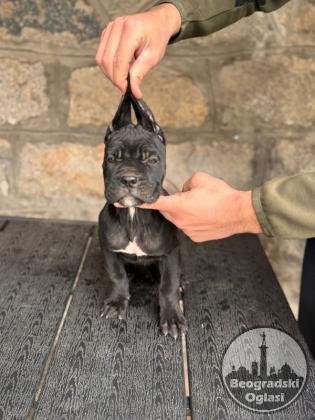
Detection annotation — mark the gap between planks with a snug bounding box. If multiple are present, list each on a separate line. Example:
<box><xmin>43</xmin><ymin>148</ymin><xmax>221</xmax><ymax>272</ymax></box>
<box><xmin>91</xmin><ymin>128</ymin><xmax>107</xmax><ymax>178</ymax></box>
<box><xmin>27</xmin><ymin>233</ymin><xmax>93</xmax><ymax>420</ymax></box>
<box><xmin>179</xmin><ymin>287</ymin><xmax>192</xmax><ymax>420</ymax></box>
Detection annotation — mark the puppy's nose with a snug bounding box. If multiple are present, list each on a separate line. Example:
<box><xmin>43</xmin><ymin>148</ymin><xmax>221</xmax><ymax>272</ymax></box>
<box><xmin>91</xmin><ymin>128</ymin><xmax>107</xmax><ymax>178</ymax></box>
<box><xmin>120</xmin><ymin>175</ymin><xmax>138</xmax><ymax>188</ymax></box>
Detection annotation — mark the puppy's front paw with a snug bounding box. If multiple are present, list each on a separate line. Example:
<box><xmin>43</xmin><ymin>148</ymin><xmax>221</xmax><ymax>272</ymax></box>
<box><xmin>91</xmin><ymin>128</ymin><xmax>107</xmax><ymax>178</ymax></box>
<box><xmin>159</xmin><ymin>305</ymin><xmax>187</xmax><ymax>339</ymax></box>
<box><xmin>100</xmin><ymin>296</ymin><xmax>129</xmax><ymax>320</ymax></box>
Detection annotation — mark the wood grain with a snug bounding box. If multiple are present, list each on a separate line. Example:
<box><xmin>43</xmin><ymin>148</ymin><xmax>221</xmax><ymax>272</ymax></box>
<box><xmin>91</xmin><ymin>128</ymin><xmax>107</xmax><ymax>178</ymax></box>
<box><xmin>0</xmin><ymin>219</ymin><xmax>91</xmax><ymax>420</ymax></box>
<box><xmin>182</xmin><ymin>234</ymin><xmax>315</xmax><ymax>420</ymax></box>
<box><xmin>34</xmin><ymin>233</ymin><xmax>186</xmax><ymax>420</ymax></box>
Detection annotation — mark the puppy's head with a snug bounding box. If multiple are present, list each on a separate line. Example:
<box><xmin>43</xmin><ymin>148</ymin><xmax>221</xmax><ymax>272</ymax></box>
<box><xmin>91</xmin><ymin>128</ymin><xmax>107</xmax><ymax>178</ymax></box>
<box><xmin>103</xmin><ymin>84</ymin><xmax>166</xmax><ymax>207</ymax></box>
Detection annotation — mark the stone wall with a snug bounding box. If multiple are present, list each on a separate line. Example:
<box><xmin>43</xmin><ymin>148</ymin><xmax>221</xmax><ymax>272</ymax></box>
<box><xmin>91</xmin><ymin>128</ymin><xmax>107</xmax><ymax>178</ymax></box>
<box><xmin>0</xmin><ymin>0</ymin><xmax>314</xmax><ymax>317</ymax></box>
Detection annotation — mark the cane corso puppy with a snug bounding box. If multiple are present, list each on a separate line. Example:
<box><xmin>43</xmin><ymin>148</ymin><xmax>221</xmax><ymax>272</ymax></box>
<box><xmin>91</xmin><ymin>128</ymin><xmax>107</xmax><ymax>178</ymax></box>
<box><xmin>98</xmin><ymin>82</ymin><xmax>187</xmax><ymax>338</ymax></box>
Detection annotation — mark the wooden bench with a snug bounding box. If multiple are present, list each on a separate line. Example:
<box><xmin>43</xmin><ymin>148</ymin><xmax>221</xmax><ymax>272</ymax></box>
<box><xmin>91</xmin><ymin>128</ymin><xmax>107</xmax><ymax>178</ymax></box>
<box><xmin>0</xmin><ymin>216</ymin><xmax>314</xmax><ymax>419</ymax></box>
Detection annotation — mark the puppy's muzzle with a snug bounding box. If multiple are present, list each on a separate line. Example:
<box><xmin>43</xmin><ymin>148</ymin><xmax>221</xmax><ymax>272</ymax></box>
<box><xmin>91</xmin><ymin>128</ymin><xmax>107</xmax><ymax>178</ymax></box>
<box><xmin>120</xmin><ymin>175</ymin><xmax>139</xmax><ymax>188</ymax></box>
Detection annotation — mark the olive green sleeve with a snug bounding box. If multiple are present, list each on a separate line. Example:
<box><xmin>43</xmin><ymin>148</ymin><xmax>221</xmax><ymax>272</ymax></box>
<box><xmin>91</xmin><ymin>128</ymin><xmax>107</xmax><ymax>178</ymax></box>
<box><xmin>152</xmin><ymin>0</ymin><xmax>290</xmax><ymax>42</ymax></box>
<box><xmin>252</xmin><ymin>173</ymin><xmax>315</xmax><ymax>239</ymax></box>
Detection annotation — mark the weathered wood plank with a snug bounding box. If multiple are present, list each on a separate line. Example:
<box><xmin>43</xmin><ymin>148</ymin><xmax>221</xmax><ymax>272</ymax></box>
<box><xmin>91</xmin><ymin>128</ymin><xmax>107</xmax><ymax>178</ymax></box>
<box><xmin>182</xmin><ymin>234</ymin><xmax>315</xmax><ymax>420</ymax></box>
<box><xmin>0</xmin><ymin>220</ymin><xmax>91</xmax><ymax>420</ymax></box>
<box><xmin>34</xmin><ymin>233</ymin><xmax>186</xmax><ymax>420</ymax></box>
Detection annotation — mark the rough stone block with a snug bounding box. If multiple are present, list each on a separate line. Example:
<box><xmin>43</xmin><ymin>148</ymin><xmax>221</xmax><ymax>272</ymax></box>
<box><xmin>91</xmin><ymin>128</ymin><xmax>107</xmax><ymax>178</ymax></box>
<box><xmin>164</xmin><ymin>139</ymin><xmax>254</xmax><ymax>192</ymax></box>
<box><xmin>68</xmin><ymin>66</ymin><xmax>209</xmax><ymax>129</ymax></box>
<box><xmin>0</xmin><ymin>0</ymin><xmax>102</xmax><ymax>42</ymax></box>
<box><xmin>105</xmin><ymin>0</ymin><xmax>148</xmax><ymax>19</ymax></box>
<box><xmin>273</xmin><ymin>0</ymin><xmax>315</xmax><ymax>45</ymax></box>
<box><xmin>0</xmin><ymin>195</ymin><xmax>103</xmax><ymax>221</ymax></box>
<box><xmin>215</xmin><ymin>55</ymin><xmax>315</xmax><ymax>130</ymax></box>
<box><xmin>142</xmin><ymin>70</ymin><xmax>209</xmax><ymax>129</ymax></box>
<box><xmin>68</xmin><ymin>67</ymin><xmax>121</xmax><ymax>128</ymax></box>
<box><xmin>0</xmin><ymin>161</ymin><xmax>10</xmax><ymax>197</ymax></box>
<box><xmin>18</xmin><ymin>142</ymin><xmax>104</xmax><ymax>198</ymax></box>
<box><xmin>0</xmin><ymin>59</ymin><xmax>49</xmax><ymax>126</ymax></box>
<box><xmin>0</xmin><ymin>139</ymin><xmax>11</xmax><ymax>158</ymax></box>
<box><xmin>270</xmin><ymin>134</ymin><xmax>315</xmax><ymax>178</ymax></box>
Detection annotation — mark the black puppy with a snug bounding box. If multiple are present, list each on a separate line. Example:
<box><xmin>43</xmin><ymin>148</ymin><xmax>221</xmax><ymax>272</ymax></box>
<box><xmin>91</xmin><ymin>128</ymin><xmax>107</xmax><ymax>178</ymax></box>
<box><xmin>98</xmin><ymin>82</ymin><xmax>187</xmax><ymax>338</ymax></box>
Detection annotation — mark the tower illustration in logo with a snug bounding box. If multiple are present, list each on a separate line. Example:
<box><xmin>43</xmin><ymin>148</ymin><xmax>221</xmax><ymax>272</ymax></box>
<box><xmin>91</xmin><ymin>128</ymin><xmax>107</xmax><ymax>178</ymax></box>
<box><xmin>259</xmin><ymin>332</ymin><xmax>267</xmax><ymax>377</ymax></box>
<box><xmin>222</xmin><ymin>328</ymin><xmax>307</xmax><ymax>413</ymax></box>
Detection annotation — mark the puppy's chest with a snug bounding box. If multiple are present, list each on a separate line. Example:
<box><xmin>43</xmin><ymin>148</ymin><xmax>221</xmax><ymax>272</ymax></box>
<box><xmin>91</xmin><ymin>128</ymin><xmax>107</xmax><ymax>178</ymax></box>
<box><xmin>109</xmin><ymin>208</ymin><xmax>159</xmax><ymax>257</ymax></box>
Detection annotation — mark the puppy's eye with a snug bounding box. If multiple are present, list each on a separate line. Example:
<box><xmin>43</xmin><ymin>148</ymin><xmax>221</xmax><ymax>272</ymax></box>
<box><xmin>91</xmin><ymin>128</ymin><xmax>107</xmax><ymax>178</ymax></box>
<box><xmin>148</xmin><ymin>156</ymin><xmax>159</xmax><ymax>164</ymax></box>
<box><xmin>107</xmin><ymin>155</ymin><xmax>115</xmax><ymax>163</ymax></box>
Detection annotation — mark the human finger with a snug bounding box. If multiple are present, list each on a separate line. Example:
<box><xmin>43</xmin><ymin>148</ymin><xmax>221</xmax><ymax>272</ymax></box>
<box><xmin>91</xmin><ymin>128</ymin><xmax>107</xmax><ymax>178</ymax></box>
<box><xmin>101</xmin><ymin>18</ymin><xmax>125</xmax><ymax>83</ymax></box>
<box><xmin>129</xmin><ymin>49</ymin><xmax>160</xmax><ymax>99</ymax></box>
<box><xmin>96</xmin><ymin>23</ymin><xmax>113</xmax><ymax>74</ymax></box>
<box><xmin>112</xmin><ymin>20</ymin><xmax>143</xmax><ymax>93</ymax></box>
<box><xmin>136</xmin><ymin>194</ymin><xmax>177</xmax><ymax>211</ymax></box>
<box><xmin>182</xmin><ymin>172</ymin><xmax>215</xmax><ymax>192</ymax></box>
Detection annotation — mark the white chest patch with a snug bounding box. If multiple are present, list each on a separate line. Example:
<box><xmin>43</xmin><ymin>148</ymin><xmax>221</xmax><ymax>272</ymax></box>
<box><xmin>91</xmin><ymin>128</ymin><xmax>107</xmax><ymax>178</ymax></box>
<box><xmin>113</xmin><ymin>239</ymin><xmax>147</xmax><ymax>256</ymax></box>
<box><xmin>112</xmin><ymin>207</ymin><xmax>147</xmax><ymax>256</ymax></box>
<box><xmin>129</xmin><ymin>206</ymin><xmax>135</xmax><ymax>221</ymax></box>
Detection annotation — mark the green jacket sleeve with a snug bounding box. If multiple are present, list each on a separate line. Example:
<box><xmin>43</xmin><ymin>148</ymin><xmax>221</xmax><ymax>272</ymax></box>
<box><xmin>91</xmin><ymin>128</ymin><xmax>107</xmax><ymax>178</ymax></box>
<box><xmin>153</xmin><ymin>0</ymin><xmax>290</xmax><ymax>42</ymax></box>
<box><xmin>252</xmin><ymin>174</ymin><xmax>315</xmax><ymax>239</ymax></box>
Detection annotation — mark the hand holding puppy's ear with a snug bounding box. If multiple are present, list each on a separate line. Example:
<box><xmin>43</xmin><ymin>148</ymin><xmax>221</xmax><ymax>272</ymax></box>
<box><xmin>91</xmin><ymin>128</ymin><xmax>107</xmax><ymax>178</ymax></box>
<box><xmin>96</xmin><ymin>4</ymin><xmax>181</xmax><ymax>98</ymax></box>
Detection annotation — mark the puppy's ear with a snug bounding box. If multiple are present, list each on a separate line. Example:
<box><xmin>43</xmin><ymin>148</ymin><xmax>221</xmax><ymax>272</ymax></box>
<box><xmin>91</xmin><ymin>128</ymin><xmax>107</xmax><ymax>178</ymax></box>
<box><xmin>104</xmin><ymin>86</ymin><xmax>132</xmax><ymax>143</ymax></box>
<box><xmin>131</xmin><ymin>97</ymin><xmax>165</xmax><ymax>144</ymax></box>
<box><xmin>104</xmin><ymin>125</ymin><xmax>113</xmax><ymax>144</ymax></box>
<box><xmin>112</xmin><ymin>88</ymin><xmax>132</xmax><ymax>130</ymax></box>
<box><xmin>126</xmin><ymin>75</ymin><xmax>165</xmax><ymax>144</ymax></box>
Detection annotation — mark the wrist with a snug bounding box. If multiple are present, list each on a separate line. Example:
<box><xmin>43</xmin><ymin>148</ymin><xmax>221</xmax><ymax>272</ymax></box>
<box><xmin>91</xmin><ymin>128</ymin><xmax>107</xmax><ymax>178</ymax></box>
<box><xmin>237</xmin><ymin>190</ymin><xmax>262</xmax><ymax>235</ymax></box>
<box><xmin>150</xmin><ymin>3</ymin><xmax>182</xmax><ymax>37</ymax></box>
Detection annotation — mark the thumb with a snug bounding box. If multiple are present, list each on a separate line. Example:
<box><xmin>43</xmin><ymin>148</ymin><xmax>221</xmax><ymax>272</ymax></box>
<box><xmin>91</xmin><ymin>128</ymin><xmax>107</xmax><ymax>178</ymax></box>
<box><xmin>129</xmin><ymin>49</ymin><xmax>159</xmax><ymax>98</ymax></box>
<box><xmin>136</xmin><ymin>194</ymin><xmax>176</xmax><ymax>211</ymax></box>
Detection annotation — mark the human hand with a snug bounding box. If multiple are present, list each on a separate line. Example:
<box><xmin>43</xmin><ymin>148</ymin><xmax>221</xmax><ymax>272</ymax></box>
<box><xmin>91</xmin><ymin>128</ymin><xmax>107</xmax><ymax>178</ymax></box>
<box><xmin>96</xmin><ymin>4</ymin><xmax>181</xmax><ymax>98</ymax></box>
<box><xmin>115</xmin><ymin>172</ymin><xmax>262</xmax><ymax>242</ymax></box>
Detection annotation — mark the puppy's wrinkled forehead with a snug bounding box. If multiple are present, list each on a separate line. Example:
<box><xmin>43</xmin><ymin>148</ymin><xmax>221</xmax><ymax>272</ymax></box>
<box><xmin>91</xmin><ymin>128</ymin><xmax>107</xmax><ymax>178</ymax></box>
<box><xmin>106</xmin><ymin>124</ymin><xmax>165</xmax><ymax>154</ymax></box>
